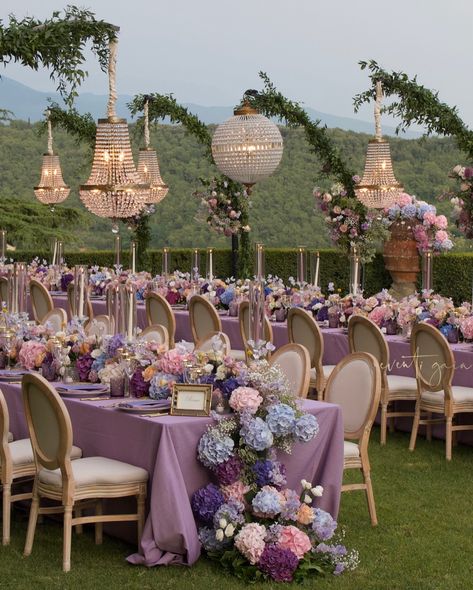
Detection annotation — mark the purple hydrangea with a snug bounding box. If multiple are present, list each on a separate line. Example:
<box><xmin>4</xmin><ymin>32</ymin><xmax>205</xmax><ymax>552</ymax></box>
<box><xmin>130</xmin><ymin>368</ymin><xmax>150</xmax><ymax>398</ymax></box>
<box><xmin>240</xmin><ymin>416</ymin><xmax>274</xmax><ymax>451</ymax></box>
<box><xmin>214</xmin><ymin>455</ymin><xmax>244</xmax><ymax>485</ymax></box>
<box><xmin>280</xmin><ymin>489</ymin><xmax>300</xmax><ymax>521</ymax></box>
<box><xmin>258</xmin><ymin>544</ymin><xmax>299</xmax><ymax>582</ymax></box>
<box><xmin>76</xmin><ymin>353</ymin><xmax>94</xmax><ymax>382</ymax></box>
<box><xmin>252</xmin><ymin>460</ymin><xmax>287</xmax><ymax>489</ymax></box>
<box><xmin>293</xmin><ymin>414</ymin><xmax>319</xmax><ymax>443</ymax></box>
<box><xmin>265</xmin><ymin>404</ymin><xmax>296</xmax><ymax>437</ymax></box>
<box><xmin>401</xmin><ymin>204</ymin><xmax>417</xmax><ymax>218</ymax></box>
<box><xmin>312</xmin><ymin>508</ymin><xmax>337</xmax><ymax>540</ymax></box>
<box><xmin>191</xmin><ymin>483</ymin><xmax>225</xmax><ymax>525</ymax></box>
<box><xmin>219</xmin><ymin>288</ymin><xmax>235</xmax><ymax>306</ymax></box>
<box><xmin>264</xmin><ymin>523</ymin><xmax>283</xmax><ymax>544</ymax></box>
<box><xmin>213</xmin><ymin>499</ymin><xmax>245</xmax><ymax>528</ymax></box>
<box><xmin>107</xmin><ymin>333</ymin><xmax>126</xmax><ymax>358</ymax></box>
<box><xmin>317</xmin><ymin>306</ymin><xmax>329</xmax><ymax>322</ymax></box>
<box><xmin>252</xmin><ymin>487</ymin><xmax>282</xmax><ymax>517</ymax></box>
<box><xmin>219</xmin><ymin>377</ymin><xmax>240</xmax><ymax>397</ymax></box>
<box><xmin>198</xmin><ymin>430</ymin><xmax>235</xmax><ymax>468</ymax></box>
<box><xmin>60</xmin><ymin>273</ymin><xmax>74</xmax><ymax>291</ymax></box>
<box><xmin>198</xmin><ymin>526</ymin><xmax>229</xmax><ymax>551</ymax></box>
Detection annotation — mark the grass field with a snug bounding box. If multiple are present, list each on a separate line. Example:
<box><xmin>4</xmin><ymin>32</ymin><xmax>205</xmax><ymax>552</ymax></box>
<box><xmin>1</xmin><ymin>428</ymin><xmax>471</xmax><ymax>590</ymax></box>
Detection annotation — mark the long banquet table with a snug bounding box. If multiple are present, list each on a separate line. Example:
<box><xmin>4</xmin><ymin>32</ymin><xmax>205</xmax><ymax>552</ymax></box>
<box><xmin>52</xmin><ymin>295</ymin><xmax>473</xmax><ymax>387</ymax></box>
<box><xmin>3</xmin><ymin>381</ymin><xmax>344</xmax><ymax>566</ymax></box>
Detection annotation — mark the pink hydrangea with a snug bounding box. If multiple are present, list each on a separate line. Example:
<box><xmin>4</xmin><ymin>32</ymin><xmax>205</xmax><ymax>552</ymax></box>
<box><xmin>18</xmin><ymin>341</ymin><xmax>47</xmax><ymax>370</ymax></box>
<box><xmin>435</xmin><ymin>230</ymin><xmax>448</xmax><ymax>243</ymax></box>
<box><xmin>396</xmin><ymin>193</ymin><xmax>413</xmax><ymax>207</ymax></box>
<box><xmin>229</xmin><ymin>387</ymin><xmax>263</xmax><ymax>414</ymax></box>
<box><xmin>435</xmin><ymin>215</ymin><xmax>448</xmax><ymax>229</ymax></box>
<box><xmin>278</xmin><ymin>525</ymin><xmax>312</xmax><ymax>559</ymax></box>
<box><xmin>461</xmin><ymin>317</ymin><xmax>473</xmax><ymax>340</ymax></box>
<box><xmin>221</xmin><ymin>480</ymin><xmax>251</xmax><ymax>504</ymax></box>
<box><xmin>157</xmin><ymin>348</ymin><xmax>188</xmax><ymax>375</ymax></box>
<box><xmin>234</xmin><ymin>523</ymin><xmax>267</xmax><ymax>564</ymax></box>
<box><xmin>423</xmin><ymin>212</ymin><xmax>437</xmax><ymax>226</ymax></box>
<box><xmin>368</xmin><ymin>305</ymin><xmax>391</xmax><ymax>327</ymax></box>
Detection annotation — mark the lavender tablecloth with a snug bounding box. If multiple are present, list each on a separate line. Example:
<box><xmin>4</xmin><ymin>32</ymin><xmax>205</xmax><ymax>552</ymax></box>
<box><xmin>2</xmin><ymin>383</ymin><xmax>343</xmax><ymax>566</ymax></box>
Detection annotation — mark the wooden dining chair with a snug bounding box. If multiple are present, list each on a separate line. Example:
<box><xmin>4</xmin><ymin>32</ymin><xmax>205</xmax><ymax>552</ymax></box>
<box><xmin>348</xmin><ymin>314</ymin><xmax>417</xmax><ymax>445</ymax></box>
<box><xmin>0</xmin><ymin>276</ymin><xmax>8</xmax><ymax>306</ymax></box>
<box><xmin>188</xmin><ymin>294</ymin><xmax>222</xmax><ymax>345</ymax></box>
<box><xmin>22</xmin><ymin>373</ymin><xmax>148</xmax><ymax>572</ymax></box>
<box><xmin>324</xmin><ymin>352</ymin><xmax>381</xmax><ymax>525</ymax></box>
<box><xmin>29</xmin><ymin>279</ymin><xmax>54</xmax><ymax>323</ymax></box>
<box><xmin>269</xmin><ymin>343</ymin><xmax>311</xmax><ymax>398</ymax></box>
<box><xmin>409</xmin><ymin>322</ymin><xmax>473</xmax><ymax>460</ymax></box>
<box><xmin>84</xmin><ymin>315</ymin><xmax>114</xmax><ymax>338</ymax></box>
<box><xmin>145</xmin><ymin>292</ymin><xmax>176</xmax><ymax>348</ymax></box>
<box><xmin>238</xmin><ymin>301</ymin><xmax>273</xmax><ymax>362</ymax></box>
<box><xmin>41</xmin><ymin>308</ymin><xmax>68</xmax><ymax>333</ymax></box>
<box><xmin>67</xmin><ymin>282</ymin><xmax>94</xmax><ymax>321</ymax></box>
<box><xmin>0</xmin><ymin>389</ymin><xmax>81</xmax><ymax>545</ymax></box>
<box><xmin>287</xmin><ymin>307</ymin><xmax>335</xmax><ymax>400</ymax></box>
<box><xmin>195</xmin><ymin>331</ymin><xmax>231</xmax><ymax>356</ymax></box>
<box><xmin>138</xmin><ymin>324</ymin><xmax>169</xmax><ymax>349</ymax></box>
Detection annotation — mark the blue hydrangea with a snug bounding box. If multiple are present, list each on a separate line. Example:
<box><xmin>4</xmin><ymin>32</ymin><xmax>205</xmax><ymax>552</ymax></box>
<box><xmin>198</xmin><ymin>430</ymin><xmax>234</xmax><ymax>467</ymax></box>
<box><xmin>198</xmin><ymin>527</ymin><xmax>230</xmax><ymax>551</ymax></box>
<box><xmin>149</xmin><ymin>372</ymin><xmax>175</xmax><ymax>399</ymax></box>
<box><xmin>213</xmin><ymin>499</ymin><xmax>245</xmax><ymax>528</ymax></box>
<box><xmin>265</xmin><ymin>404</ymin><xmax>296</xmax><ymax>437</ymax></box>
<box><xmin>279</xmin><ymin>489</ymin><xmax>300</xmax><ymax>521</ymax></box>
<box><xmin>240</xmin><ymin>416</ymin><xmax>273</xmax><ymax>451</ymax></box>
<box><xmin>219</xmin><ymin>288</ymin><xmax>235</xmax><ymax>306</ymax></box>
<box><xmin>91</xmin><ymin>352</ymin><xmax>106</xmax><ymax>373</ymax></box>
<box><xmin>401</xmin><ymin>204</ymin><xmax>417</xmax><ymax>218</ymax></box>
<box><xmin>312</xmin><ymin>508</ymin><xmax>337</xmax><ymax>540</ymax></box>
<box><xmin>252</xmin><ymin>488</ymin><xmax>282</xmax><ymax>517</ymax></box>
<box><xmin>293</xmin><ymin>414</ymin><xmax>319</xmax><ymax>442</ymax></box>
<box><xmin>387</xmin><ymin>204</ymin><xmax>401</xmax><ymax>217</ymax></box>
<box><xmin>418</xmin><ymin>203</ymin><xmax>436</xmax><ymax>219</ymax></box>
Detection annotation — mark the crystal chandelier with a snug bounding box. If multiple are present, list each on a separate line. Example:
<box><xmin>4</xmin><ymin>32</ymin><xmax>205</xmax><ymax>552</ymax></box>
<box><xmin>211</xmin><ymin>101</ymin><xmax>283</xmax><ymax>191</ymax></box>
<box><xmin>34</xmin><ymin>111</ymin><xmax>70</xmax><ymax>207</ymax></box>
<box><xmin>136</xmin><ymin>98</ymin><xmax>169</xmax><ymax>204</ymax></box>
<box><xmin>355</xmin><ymin>82</ymin><xmax>403</xmax><ymax>209</ymax></box>
<box><xmin>80</xmin><ymin>38</ymin><xmax>149</xmax><ymax>219</ymax></box>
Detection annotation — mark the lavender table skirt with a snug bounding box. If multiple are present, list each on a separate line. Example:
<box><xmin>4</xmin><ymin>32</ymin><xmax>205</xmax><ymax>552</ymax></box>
<box><xmin>3</xmin><ymin>383</ymin><xmax>343</xmax><ymax>566</ymax></box>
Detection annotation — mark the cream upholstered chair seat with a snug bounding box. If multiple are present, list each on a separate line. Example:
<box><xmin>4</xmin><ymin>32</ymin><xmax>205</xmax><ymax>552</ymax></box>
<box><xmin>85</xmin><ymin>315</ymin><xmax>113</xmax><ymax>338</ymax></box>
<box><xmin>343</xmin><ymin>440</ymin><xmax>361</xmax><ymax>460</ymax></box>
<box><xmin>8</xmin><ymin>439</ymin><xmax>81</xmax><ymax>468</ymax></box>
<box><xmin>29</xmin><ymin>279</ymin><xmax>54</xmax><ymax>323</ymax></box>
<box><xmin>310</xmin><ymin>365</ymin><xmax>336</xmax><ymax>382</ymax></box>
<box><xmin>420</xmin><ymin>386</ymin><xmax>473</xmax><ymax>406</ymax></box>
<box><xmin>138</xmin><ymin>324</ymin><xmax>169</xmax><ymax>349</ymax></box>
<box><xmin>269</xmin><ymin>343</ymin><xmax>311</xmax><ymax>398</ymax></box>
<box><xmin>145</xmin><ymin>292</ymin><xmax>176</xmax><ymax>348</ymax></box>
<box><xmin>386</xmin><ymin>375</ymin><xmax>418</xmax><ymax>398</ymax></box>
<box><xmin>7</xmin><ymin>432</ymin><xmax>13</xmax><ymax>443</ymax></box>
<box><xmin>39</xmin><ymin>456</ymin><xmax>148</xmax><ymax>490</ymax></box>
<box><xmin>41</xmin><ymin>308</ymin><xmax>68</xmax><ymax>333</ymax></box>
<box><xmin>189</xmin><ymin>294</ymin><xmax>222</xmax><ymax>345</ymax></box>
<box><xmin>195</xmin><ymin>331</ymin><xmax>231</xmax><ymax>356</ymax></box>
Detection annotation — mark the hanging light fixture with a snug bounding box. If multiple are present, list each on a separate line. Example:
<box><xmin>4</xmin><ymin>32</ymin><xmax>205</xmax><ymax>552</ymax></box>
<box><xmin>355</xmin><ymin>82</ymin><xmax>403</xmax><ymax>209</ymax></box>
<box><xmin>34</xmin><ymin>111</ymin><xmax>70</xmax><ymax>208</ymax></box>
<box><xmin>136</xmin><ymin>98</ymin><xmax>169</xmax><ymax>204</ymax></box>
<box><xmin>211</xmin><ymin>100</ymin><xmax>283</xmax><ymax>192</ymax></box>
<box><xmin>80</xmin><ymin>36</ymin><xmax>149</xmax><ymax>219</ymax></box>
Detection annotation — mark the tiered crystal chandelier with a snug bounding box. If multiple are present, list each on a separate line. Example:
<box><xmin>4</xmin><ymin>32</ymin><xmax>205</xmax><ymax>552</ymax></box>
<box><xmin>136</xmin><ymin>98</ymin><xmax>169</xmax><ymax>204</ymax></box>
<box><xmin>80</xmin><ymin>38</ymin><xmax>149</xmax><ymax>219</ymax></box>
<box><xmin>34</xmin><ymin>112</ymin><xmax>70</xmax><ymax>207</ymax></box>
<box><xmin>211</xmin><ymin>101</ymin><xmax>283</xmax><ymax>191</ymax></box>
<box><xmin>355</xmin><ymin>82</ymin><xmax>404</xmax><ymax>209</ymax></box>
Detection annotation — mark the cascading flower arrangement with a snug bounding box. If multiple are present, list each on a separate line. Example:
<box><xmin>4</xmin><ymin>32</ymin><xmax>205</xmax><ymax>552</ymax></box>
<box><xmin>313</xmin><ymin>180</ymin><xmax>389</xmax><ymax>263</ymax></box>
<box><xmin>192</xmin><ymin>362</ymin><xmax>358</xmax><ymax>582</ymax></box>
<box><xmin>194</xmin><ymin>177</ymin><xmax>250</xmax><ymax>237</ymax></box>
<box><xmin>383</xmin><ymin>192</ymin><xmax>453</xmax><ymax>253</ymax></box>
<box><xmin>446</xmin><ymin>165</ymin><xmax>473</xmax><ymax>238</ymax></box>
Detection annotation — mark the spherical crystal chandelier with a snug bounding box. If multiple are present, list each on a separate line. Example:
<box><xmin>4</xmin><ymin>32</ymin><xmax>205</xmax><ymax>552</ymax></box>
<box><xmin>355</xmin><ymin>82</ymin><xmax>403</xmax><ymax>209</ymax></box>
<box><xmin>211</xmin><ymin>101</ymin><xmax>283</xmax><ymax>191</ymax></box>
<box><xmin>80</xmin><ymin>38</ymin><xmax>149</xmax><ymax>219</ymax></box>
<box><xmin>136</xmin><ymin>98</ymin><xmax>169</xmax><ymax>204</ymax></box>
<box><xmin>34</xmin><ymin>112</ymin><xmax>70</xmax><ymax>207</ymax></box>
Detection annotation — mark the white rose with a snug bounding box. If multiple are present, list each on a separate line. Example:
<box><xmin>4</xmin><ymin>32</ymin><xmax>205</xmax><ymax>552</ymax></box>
<box><xmin>204</xmin><ymin>364</ymin><xmax>214</xmax><ymax>374</ymax></box>
<box><xmin>301</xmin><ymin>479</ymin><xmax>311</xmax><ymax>490</ymax></box>
<box><xmin>219</xmin><ymin>518</ymin><xmax>227</xmax><ymax>529</ymax></box>
<box><xmin>311</xmin><ymin>485</ymin><xmax>323</xmax><ymax>497</ymax></box>
<box><xmin>303</xmin><ymin>494</ymin><xmax>312</xmax><ymax>504</ymax></box>
<box><xmin>91</xmin><ymin>348</ymin><xmax>102</xmax><ymax>359</ymax></box>
<box><xmin>224</xmin><ymin>524</ymin><xmax>235</xmax><ymax>538</ymax></box>
<box><xmin>215</xmin><ymin>529</ymin><xmax>224</xmax><ymax>542</ymax></box>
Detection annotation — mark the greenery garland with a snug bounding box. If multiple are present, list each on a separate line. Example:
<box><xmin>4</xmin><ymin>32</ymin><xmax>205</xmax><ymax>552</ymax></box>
<box><xmin>0</xmin><ymin>6</ymin><xmax>117</xmax><ymax>107</ymax></box>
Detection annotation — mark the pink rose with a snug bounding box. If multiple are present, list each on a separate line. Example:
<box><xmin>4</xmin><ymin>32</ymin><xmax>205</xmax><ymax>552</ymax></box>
<box><xmin>339</xmin><ymin>224</ymin><xmax>348</xmax><ymax>233</ymax></box>
<box><xmin>234</xmin><ymin>523</ymin><xmax>266</xmax><ymax>564</ymax></box>
<box><xmin>278</xmin><ymin>525</ymin><xmax>312</xmax><ymax>559</ymax></box>
<box><xmin>229</xmin><ymin>386</ymin><xmax>263</xmax><ymax>414</ymax></box>
<box><xmin>435</xmin><ymin>230</ymin><xmax>448</xmax><ymax>243</ymax></box>
<box><xmin>208</xmin><ymin>198</ymin><xmax>217</xmax><ymax>208</ymax></box>
<box><xmin>435</xmin><ymin>215</ymin><xmax>448</xmax><ymax>229</ymax></box>
<box><xmin>229</xmin><ymin>210</ymin><xmax>238</xmax><ymax>219</ymax></box>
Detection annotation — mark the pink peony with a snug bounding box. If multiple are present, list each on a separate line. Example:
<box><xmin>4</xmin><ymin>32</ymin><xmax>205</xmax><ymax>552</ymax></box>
<box><xmin>435</xmin><ymin>230</ymin><xmax>448</xmax><ymax>243</ymax></box>
<box><xmin>229</xmin><ymin>386</ymin><xmax>263</xmax><ymax>414</ymax></box>
<box><xmin>18</xmin><ymin>341</ymin><xmax>47</xmax><ymax>370</ymax></box>
<box><xmin>278</xmin><ymin>525</ymin><xmax>312</xmax><ymax>559</ymax></box>
<box><xmin>221</xmin><ymin>480</ymin><xmax>250</xmax><ymax>504</ymax></box>
<box><xmin>234</xmin><ymin>523</ymin><xmax>266</xmax><ymax>564</ymax></box>
<box><xmin>396</xmin><ymin>193</ymin><xmax>413</xmax><ymax>207</ymax></box>
<box><xmin>435</xmin><ymin>215</ymin><xmax>448</xmax><ymax>229</ymax></box>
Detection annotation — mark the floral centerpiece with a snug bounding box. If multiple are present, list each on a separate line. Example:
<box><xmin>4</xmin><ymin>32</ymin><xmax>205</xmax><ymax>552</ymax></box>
<box><xmin>447</xmin><ymin>165</ymin><xmax>473</xmax><ymax>238</ymax></box>
<box><xmin>192</xmin><ymin>362</ymin><xmax>357</xmax><ymax>582</ymax></box>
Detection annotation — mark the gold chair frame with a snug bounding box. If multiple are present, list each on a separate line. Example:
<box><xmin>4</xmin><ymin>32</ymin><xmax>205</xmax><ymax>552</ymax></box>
<box><xmin>139</xmin><ymin>324</ymin><xmax>169</xmax><ymax>349</ymax></box>
<box><xmin>145</xmin><ymin>292</ymin><xmax>176</xmax><ymax>348</ymax></box>
<box><xmin>29</xmin><ymin>279</ymin><xmax>54</xmax><ymax>323</ymax></box>
<box><xmin>188</xmin><ymin>294</ymin><xmax>222</xmax><ymax>345</ymax></box>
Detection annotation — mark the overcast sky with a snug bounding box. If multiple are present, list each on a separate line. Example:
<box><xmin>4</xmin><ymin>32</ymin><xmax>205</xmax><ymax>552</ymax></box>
<box><xmin>1</xmin><ymin>0</ymin><xmax>472</xmax><ymax>128</ymax></box>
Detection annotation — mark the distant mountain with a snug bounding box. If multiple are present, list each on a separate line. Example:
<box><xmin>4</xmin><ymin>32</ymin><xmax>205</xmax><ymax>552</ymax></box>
<box><xmin>0</xmin><ymin>75</ymin><xmax>422</xmax><ymax>138</ymax></box>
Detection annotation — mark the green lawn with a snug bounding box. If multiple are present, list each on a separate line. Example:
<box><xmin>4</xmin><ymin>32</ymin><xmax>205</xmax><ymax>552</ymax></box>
<box><xmin>1</xmin><ymin>428</ymin><xmax>471</xmax><ymax>590</ymax></box>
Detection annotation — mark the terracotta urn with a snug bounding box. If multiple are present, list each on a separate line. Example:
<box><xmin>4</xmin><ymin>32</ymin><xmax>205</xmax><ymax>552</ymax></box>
<box><xmin>383</xmin><ymin>220</ymin><xmax>420</xmax><ymax>299</ymax></box>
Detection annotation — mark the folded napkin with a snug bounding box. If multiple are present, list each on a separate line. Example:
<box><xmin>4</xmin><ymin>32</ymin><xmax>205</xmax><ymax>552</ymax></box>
<box><xmin>0</xmin><ymin>369</ymin><xmax>29</xmax><ymax>377</ymax></box>
<box><xmin>57</xmin><ymin>383</ymin><xmax>109</xmax><ymax>392</ymax></box>
<box><xmin>118</xmin><ymin>399</ymin><xmax>171</xmax><ymax>410</ymax></box>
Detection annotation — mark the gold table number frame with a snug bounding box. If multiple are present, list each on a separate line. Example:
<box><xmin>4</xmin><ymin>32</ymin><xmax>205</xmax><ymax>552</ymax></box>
<box><xmin>170</xmin><ymin>383</ymin><xmax>212</xmax><ymax>416</ymax></box>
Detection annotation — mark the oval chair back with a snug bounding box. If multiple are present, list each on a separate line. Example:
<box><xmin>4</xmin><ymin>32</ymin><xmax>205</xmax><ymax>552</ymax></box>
<box><xmin>41</xmin><ymin>308</ymin><xmax>68</xmax><ymax>333</ymax></box>
<box><xmin>287</xmin><ymin>307</ymin><xmax>324</xmax><ymax>386</ymax></box>
<box><xmin>348</xmin><ymin>315</ymin><xmax>389</xmax><ymax>390</ymax></box>
<box><xmin>85</xmin><ymin>315</ymin><xmax>113</xmax><ymax>338</ymax></box>
<box><xmin>145</xmin><ymin>293</ymin><xmax>176</xmax><ymax>348</ymax></box>
<box><xmin>29</xmin><ymin>279</ymin><xmax>54</xmax><ymax>323</ymax></box>
<box><xmin>269</xmin><ymin>343</ymin><xmax>311</xmax><ymax>398</ymax></box>
<box><xmin>67</xmin><ymin>283</ymin><xmax>94</xmax><ymax>322</ymax></box>
<box><xmin>411</xmin><ymin>322</ymin><xmax>454</xmax><ymax>394</ymax></box>
<box><xmin>138</xmin><ymin>325</ymin><xmax>169</xmax><ymax>349</ymax></box>
<box><xmin>238</xmin><ymin>301</ymin><xmax>274</xmax><ymax>352</ymax></box>
<box><xmin>0</xmin><ymin>277</ymin><xmax>8</xmax><ymax>307</ymax></box>
<box><xmin>195</xmin><ymin>331</ymin><xmax>231</xmax><ymax>356</ymax></box>
<box><xmin>188</xmin><ymin>294</ymin><xmax>222</xmax><ymax>344</ymax></box>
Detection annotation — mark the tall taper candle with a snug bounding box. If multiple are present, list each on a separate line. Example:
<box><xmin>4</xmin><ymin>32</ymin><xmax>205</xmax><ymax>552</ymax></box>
<box><xmin>297</xmin><ymin>246</ymin><xmax>307</xmax><ymax>284</ymax></box>
<box><xmin>206</xmin><ymin>248</ymin><xmax>214</xmax><ymax>282</ymax></box>
<box><xmin>51</xmin><ymin>238</ymin><xmax>58</xmax><ymax>267</ymax></box>
<box><xmin>130</xmin><ymin>241</ymin><xmax>137</xmax><ymax>274</ymax></box>
<box><xmin>192</xmin><ymin>249</ymin><xmax>200</xmax><ymax>281</ymax></box>
<box><xmin>0</xmin><ymin>230</ymin><xmax>6</xmax><ymax>264</ymax></box>
<box><xmin>162</xmin><ymin>247</ymin><xmax>170</xmax><ymax>279</ymax></box>
<box><xmin>312</xmin><ymin>251</ymin><xmax>320</xmax><ymax>287</ymax></box>
<box><xmin>255</xmin><ymin>243</ymin><xmax>264</xmax><ymax>280</ymax></box>
<box><xmin>57</xmin><ymin>241</ymin><xmax>64</xmax><ymax>267</ymax></box>
<box><xmin>114</xmin><ymin>236</ymin><xmax>121</xmax><ymax>268</ymax></box>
